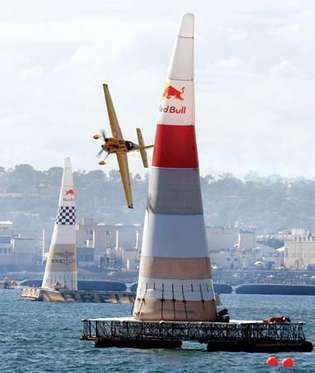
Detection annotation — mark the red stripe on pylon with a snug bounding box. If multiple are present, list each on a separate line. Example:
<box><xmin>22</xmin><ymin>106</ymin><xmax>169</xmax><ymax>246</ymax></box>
<box><xmin>152</xmin><ymin>124</ymin><xmax>199</xmax><ymax>168</ymax></box>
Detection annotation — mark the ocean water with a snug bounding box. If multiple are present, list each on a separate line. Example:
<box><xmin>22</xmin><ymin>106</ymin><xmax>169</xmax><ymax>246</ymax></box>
<box><xmin>0</xmin><ymin>290</ymin><xmax>314</xmax><ymax>372</ymax></box>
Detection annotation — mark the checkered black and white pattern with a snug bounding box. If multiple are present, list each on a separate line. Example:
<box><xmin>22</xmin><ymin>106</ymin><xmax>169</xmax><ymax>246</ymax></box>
<box><xmin>56</xmin><ymin>206</ymin><xmax>76</xmax><ymax>225</ymax></box>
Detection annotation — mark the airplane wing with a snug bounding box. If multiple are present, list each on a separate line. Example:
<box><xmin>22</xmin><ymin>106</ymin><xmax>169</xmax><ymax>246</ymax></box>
<box><xmin>116</xmin><ymin>153</ymin><xmax>133</xmax><ymax>208</ymax></box>
<box><xmin>103</xmin><ymin>83</ymin><xmax>123</xmax><ymax>140</ymax></box>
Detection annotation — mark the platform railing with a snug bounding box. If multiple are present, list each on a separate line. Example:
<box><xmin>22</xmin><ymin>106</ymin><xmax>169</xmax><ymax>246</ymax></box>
<box><xmin>81</xmin><ymin>319</ymin><xmax>306</xmax><ymax>343</ymax></box>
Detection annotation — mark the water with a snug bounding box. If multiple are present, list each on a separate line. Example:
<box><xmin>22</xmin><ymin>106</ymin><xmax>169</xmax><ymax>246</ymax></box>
<box><xmin>0</xmin><ymin>290</ymin><xmax>314</xmax><ymax>372</ymax></box>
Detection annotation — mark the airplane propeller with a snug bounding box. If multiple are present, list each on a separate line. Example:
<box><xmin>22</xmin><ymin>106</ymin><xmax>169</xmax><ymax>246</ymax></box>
<box><xmin>100</xmin><ymin>129</ymin><xmax>108</xmax><ymax>142</ymax></box>
<box><xmin>95</xmin><ymin>128</ymin><xmax>110</xmax><ymax>158</ymax></box>
<box><xmin>93</xmin><ymin>129</ymin><xmax>109</xmax><ymax>141</ymax></box>
<box><xmin>96</xmin><ymin>148</ymin><xmax>105</xmax><ymax>158</ymax></box>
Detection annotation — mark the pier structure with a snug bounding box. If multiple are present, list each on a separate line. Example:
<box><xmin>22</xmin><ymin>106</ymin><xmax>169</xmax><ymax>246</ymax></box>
<box><xmin>81</xmin><ymin>318</ymin><xmax>313</xmax><ymax>352</ymax></box>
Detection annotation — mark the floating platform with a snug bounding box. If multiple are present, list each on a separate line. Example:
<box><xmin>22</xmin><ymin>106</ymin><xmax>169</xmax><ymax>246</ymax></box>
<box><xmin>81</xmin><ymin>317</ymin><xmax>313</xmax><ymax>352</ymax></box>
<box><xmin>235</xmin><ymin>284</ymin><xmax>315</xmax><ymax>296</ymax></box>
<box><xmin>19</xmin><ymin>279</ymin><xmax>127</xmax><ymax>292</ymax></box>
<box><xmin>20</xmin><ymin>287</ymin><xmax>135</xmax><ymax>304</ymax></box>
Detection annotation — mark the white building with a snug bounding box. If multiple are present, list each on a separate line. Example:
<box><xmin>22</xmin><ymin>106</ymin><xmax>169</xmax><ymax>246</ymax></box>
<box><xmin>206</xmin><ymin>227</ymin><xmax>239</xmax><ymax>253</ymax></box>
<box><xmin>0</xmin><ymin>221</ymin><xmax>38</xmax><ymax>267</ymax></box>
<box><xmin>284</xmin><ymin>229</ymin><xmax>315</xmax><ymax>269</ymax></box>
<box><xmin>206</xmin><ymin>226</ymin><xmax>260</xmax><ymax>269</ymax></box>
<box><xmin>12</xmin><ymin>237</ymin><xmax>37</xmax><ymax>266</ymax></box>
<box><xmin>44</xmin><ymin>218</ymin><xmax>143</xmax><ymax>270</ymax></box>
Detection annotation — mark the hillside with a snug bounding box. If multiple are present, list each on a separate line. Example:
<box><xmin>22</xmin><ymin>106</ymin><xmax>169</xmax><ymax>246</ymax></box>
<box><xmin>1</xmin><ymin>165</ymin><xmax>315</xmax><ymax>234</ymax></box>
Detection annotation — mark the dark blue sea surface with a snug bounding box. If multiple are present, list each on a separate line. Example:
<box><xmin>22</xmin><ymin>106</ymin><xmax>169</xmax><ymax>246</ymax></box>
<box><xmin>0</xmin><ymin>290</ymin><xmax>314</xmax><ymax>372</ymax></box>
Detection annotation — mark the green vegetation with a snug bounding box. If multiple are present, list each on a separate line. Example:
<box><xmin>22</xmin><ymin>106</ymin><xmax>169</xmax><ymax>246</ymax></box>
<box><xmin>1</xmin><ymin>164</ymin><xmax>315</xmax><ymax>234</ymax></box>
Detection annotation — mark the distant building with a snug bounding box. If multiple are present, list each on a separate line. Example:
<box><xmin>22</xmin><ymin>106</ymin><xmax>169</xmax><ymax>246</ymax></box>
<box><xmin>284</xmin><ymin>229</ymin><xmax>315</xmax><ymax>269</ymax></box>
<box><xmin>0</xmin><ymin>221</ymin><xmax>38</xmax><ymax>268</ymax></box>
<box><xmin>12</xmin><ymin>237</ymin><xmax>37</xmax><ymax>266</ymax></box>
<box><xmin>238</xmin><ymin>229</ymin><xmax>257</xmax><ymax>250</ymax></box>
<box><xmin>77</xmin><ymin>246</ymin><xmax>95</xmax><ymax>267</ymax></box>
<box><xmin>207</xmin><ymin>226</ymin><xmax>280</xmax><ymax>269</ymax></box>
<box><xmin>206</xmin><ymin>227</ymin><xmax>239</xmax><ymax>253</ymax></box>
<box><xmin>0</xmin><ymin>220</ymin><xmax>14</xmax><ymax>235</ymax></box>
<box><xmin>72</xmin><ymin>218</ymin><xmax>142</xmax><ymax>270</ymax></box>
<box><xmin>122</xmin><ymin>249</ymin><xmax>139</xmax><ymax>271</ymax></box>
<box><xmin>0</xmin><ymin>234</ymin><xmax>13</xmax><ymax>266</ymax></box>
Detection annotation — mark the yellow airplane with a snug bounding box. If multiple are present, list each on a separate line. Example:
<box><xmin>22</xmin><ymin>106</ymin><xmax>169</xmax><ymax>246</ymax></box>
<box><xmin>93</xmin><ymin>83</ymin><xmax>153</xmax><ymax>209</ymax></box>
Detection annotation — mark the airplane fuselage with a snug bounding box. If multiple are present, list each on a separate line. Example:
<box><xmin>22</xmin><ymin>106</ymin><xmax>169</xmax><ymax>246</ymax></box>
<box><xmin>102</xmin><ymin>138</ymin><xmax>137</xmax><ymax>154</ymax></box>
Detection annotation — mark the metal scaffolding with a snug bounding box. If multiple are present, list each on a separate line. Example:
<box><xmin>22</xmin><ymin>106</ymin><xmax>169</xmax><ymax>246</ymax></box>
<box><xmin>82</xmin><ymin>318</ymin><xmax>306</xmax><ymax>344</ymax></box>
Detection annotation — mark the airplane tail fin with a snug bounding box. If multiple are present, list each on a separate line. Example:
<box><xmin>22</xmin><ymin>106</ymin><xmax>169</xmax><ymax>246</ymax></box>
<box><xmin>136</xmin><ymin>128</ymin><xmax>150</xmax><ymax>168</ymax></box>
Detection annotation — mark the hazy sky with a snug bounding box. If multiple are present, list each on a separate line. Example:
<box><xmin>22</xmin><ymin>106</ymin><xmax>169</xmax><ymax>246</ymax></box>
<box><xmin>1</xmin><ymin>0</ymin><xmax>315</xmax><ymax>177</ymax></box>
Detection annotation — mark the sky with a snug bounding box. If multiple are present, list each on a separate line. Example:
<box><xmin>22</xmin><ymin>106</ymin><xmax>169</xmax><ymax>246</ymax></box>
<box><xmin>1</xmin><ymin>0</ymin><xmax>315</xmax><ymax>178</ymax></box>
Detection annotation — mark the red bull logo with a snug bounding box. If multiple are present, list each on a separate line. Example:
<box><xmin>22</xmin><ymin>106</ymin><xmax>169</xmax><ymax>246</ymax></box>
<box><xmin>64</xmin><ymin>188</ymin><xmax>75</xmax><ymax>200</ymax></box>
<box><xmin>65</xmin><ymin>188</ymin><xmax>75</xmax><ymax>196</ymax></box>
<box><xmin>162</xmin><ymin>84</ymin><xmax>185</xmax><ymax>100</ymax></box>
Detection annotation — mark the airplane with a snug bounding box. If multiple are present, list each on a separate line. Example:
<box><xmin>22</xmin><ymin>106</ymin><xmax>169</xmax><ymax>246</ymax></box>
<box><xmin>93</xmin><ymin>83</ymin><xmax>153</xmax><ymax>209</ymax></box>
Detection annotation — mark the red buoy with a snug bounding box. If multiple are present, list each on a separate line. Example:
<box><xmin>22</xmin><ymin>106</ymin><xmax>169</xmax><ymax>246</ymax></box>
<box><xmin>266</xmin><ymin>356</ymin><xmax>278</xmax><ymax>367</ymax></box>
<box><xmin>282</xmin><ymin>357</ymin><xmax>294</xmax><ymax>368</ymax></box>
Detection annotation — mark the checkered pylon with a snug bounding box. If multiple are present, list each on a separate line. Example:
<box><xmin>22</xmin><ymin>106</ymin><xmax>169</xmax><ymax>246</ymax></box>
<box><xmin>56</xmin><ymin>206</ymin><xmax>76</xmax><ymax>225</ymax></box>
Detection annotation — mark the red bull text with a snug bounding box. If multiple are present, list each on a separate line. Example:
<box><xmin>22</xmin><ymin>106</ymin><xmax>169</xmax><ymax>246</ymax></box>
<box><xmin>159</xmin><ymin>105</ymin><xmax>187</xmax><ymax>114</ymax></box>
